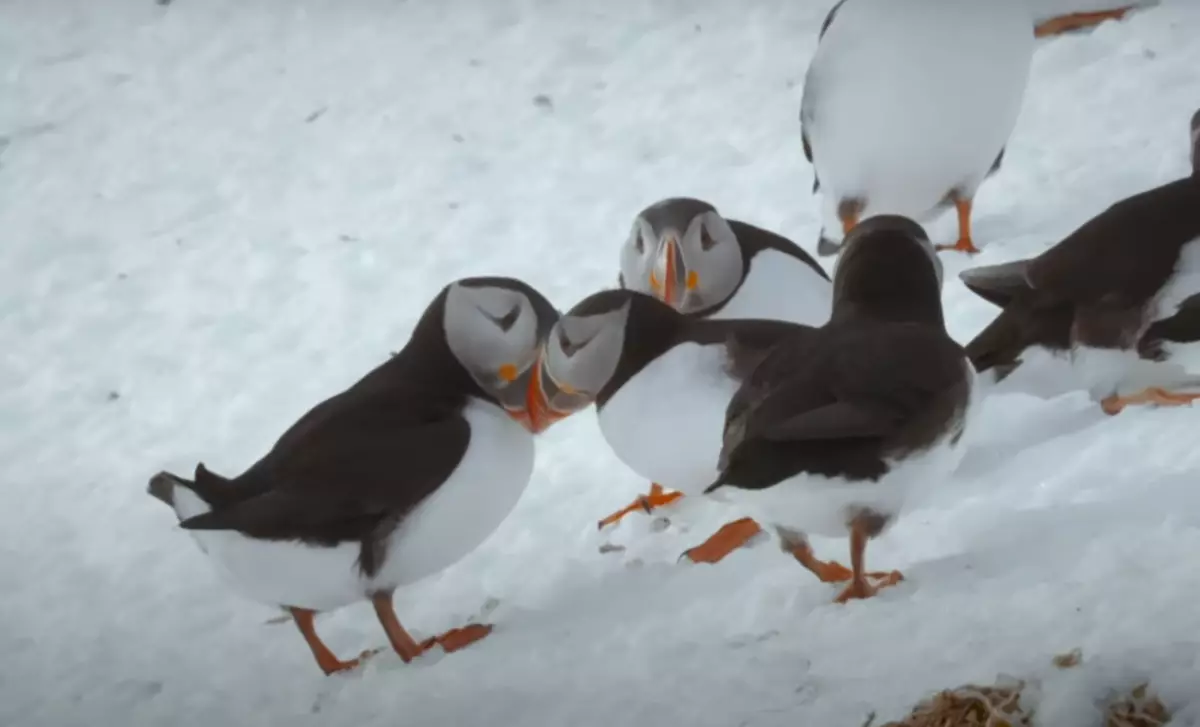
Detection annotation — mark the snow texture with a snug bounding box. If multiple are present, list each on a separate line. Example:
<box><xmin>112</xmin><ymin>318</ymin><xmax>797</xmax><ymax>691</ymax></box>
<box><xmin>2</xmin><ymin>1</ymin><xmax>1200</xmax><ymax>726</ymax></box>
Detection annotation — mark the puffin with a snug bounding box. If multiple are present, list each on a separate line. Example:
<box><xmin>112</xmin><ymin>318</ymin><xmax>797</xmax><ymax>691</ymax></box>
<box><xmin>962</xmin><ymin>108</ymin><xmax>1200</xmax><ymax>415</ymax></box>
<box><xmin>528</xmin><ymin>288</ymin><xmax>814</xmax><ymax>564</ymax></box>
<box><xmin>602</xmin><ymin>197</ymin><xmax>833</xmax><ymax>540</ymax></box>
<box><xmin>704</xmin><ymin>215</ymin><xmax>975</xmax><ymax>602</ymax></box>
<box><xmin>800</xmin><ymin>0</ymin><xmax>1034</xmax><ymax>257</ymax></box>
<box><xmin>147</xmin><ymin>276</ymin><xmax>564</xmax><ymax>676</ymax></box>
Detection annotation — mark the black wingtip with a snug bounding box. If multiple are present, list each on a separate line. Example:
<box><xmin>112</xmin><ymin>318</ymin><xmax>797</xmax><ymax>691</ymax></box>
<box><xmin>147</xmin><ymin>471</ymin><xmax>182</xmax><ymax>506</ymax></box>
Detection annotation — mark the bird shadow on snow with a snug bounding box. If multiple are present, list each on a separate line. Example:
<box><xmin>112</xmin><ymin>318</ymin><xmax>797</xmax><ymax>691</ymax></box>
<box><xmin>953</xmin><ymin>391</ymin><xmax>1110</xmax><ymax>480</ymax></box>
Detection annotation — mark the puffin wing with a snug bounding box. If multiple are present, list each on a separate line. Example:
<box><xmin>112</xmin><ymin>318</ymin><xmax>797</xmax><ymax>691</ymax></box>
<box><xmin>179</xmin><ymin>389</ymin><xmax>471</xmax><ymax>543</ymax></box>
<box><xmin>713</xmin><ymin>322</ymin><xmax>966</xmax><ymax>488</ymax></box>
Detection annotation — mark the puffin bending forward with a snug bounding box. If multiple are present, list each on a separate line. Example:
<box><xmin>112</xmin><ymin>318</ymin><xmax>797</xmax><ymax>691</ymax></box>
<box><xmin>601</xmin><ymin>197</ymin><xmax>832</xmax><ymax>544</ymax></box>
<box><xmin>705</xmin><ymin>216</ymin><xmax>975</xmax><ymax>602</ymax></box>
<box><xmin>801</xmin><ymin>0</ymin><xmax>1033</xmax><ymax>257</ymax></box>
<box><xmin>529</xmin><ymin>288</ymin><xmax>812</xmax><ymax>564</ymax></box>
<box><xmin>148</xmin><ymin>277</ymin><xmax>562</xmax><ymax>675</ymax></box>
<box><xmin>963</xmin><ymin>109</ymin><xmax>1200</xmax><ymax>415</ymax></box>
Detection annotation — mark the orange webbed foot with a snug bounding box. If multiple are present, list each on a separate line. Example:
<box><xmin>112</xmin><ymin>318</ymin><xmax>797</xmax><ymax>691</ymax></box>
<box><xmin>1034</xmin><ymin>8</ymin><xmax>1134</xmax><ymax>38</ymax></box>
<box><xmin>833</xmin><ymin>571</ymin><xmax>905</xmax><ymax>603</ymax></box>
<box><xmin>1101</xmin><ymin>387</ymin><xmax>1200</xmax><ymax>416</ymax></box>
<box><xmin>681</xmin><ymin>517</ymin><xmax>765</xmax><ymax>564</ymax></box>
<box><xmin>597</xmin><ymin>483</ymin><xmax>684</xmax><ymax>529</ymax></box>
<box><xmin>419</xmin><ymin>623</ymin><xmax>494</xmax><ymax>654</ymax></box>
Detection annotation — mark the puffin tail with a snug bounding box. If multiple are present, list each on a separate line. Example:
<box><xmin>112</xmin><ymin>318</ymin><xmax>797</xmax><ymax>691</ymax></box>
<box><xmin>816</xmin><ymin>228</ymin><xmax>842</xmax><ymax>257</ymax></box>
<box><xmin>147</xmin><ymin>463</ymin><xmax>236</xmax><ymax>513</ymax></box>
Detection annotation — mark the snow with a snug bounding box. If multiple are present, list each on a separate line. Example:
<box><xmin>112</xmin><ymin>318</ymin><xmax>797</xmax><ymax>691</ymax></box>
<box><xmin>2</xmin><ymin>1</ymin><xmax>1200</xmax><ymax>726</ymax></box>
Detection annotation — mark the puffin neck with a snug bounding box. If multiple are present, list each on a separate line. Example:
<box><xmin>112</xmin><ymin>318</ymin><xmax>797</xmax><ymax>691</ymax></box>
<box><xmin>594</xmin><ymin>295</ymin><xmax>687</xmax><ymax>408</ymax></box>
<box><xmin>370</xmin><ymin>290</ymin><xmax>489</xmax><ymax>402</ymax></box>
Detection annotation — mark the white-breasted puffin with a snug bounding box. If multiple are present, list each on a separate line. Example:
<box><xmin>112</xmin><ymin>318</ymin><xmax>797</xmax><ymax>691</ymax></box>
<box><xmin>963</xmin><ymin>108</ymin><xmax>1200</xmax><ymax>415</ymax></box>
<box><xmin>601</xmin><ymin>197</ymin><xmax>833</xmax><ymax>539</ymax></box>
<box><xmin>148</xmin><ymin>276</ymin><xmax>564</xmax><ymax>676</ymax></box>
<box><xmin>528</xmin><ymin>288</ymin><xmax>814</xmax><ymax>564</ymax></box>
<box><xmin>704</xmin><ymin>215</ymin><xmax>974</xmax><ymax>602</ymax></box>
<box><xmin>801</xmin><ymin>0</ymin><xmax>1034</xmax><ymax>256</ymax></box>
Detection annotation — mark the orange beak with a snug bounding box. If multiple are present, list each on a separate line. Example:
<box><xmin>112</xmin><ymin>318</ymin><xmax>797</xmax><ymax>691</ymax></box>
<box><xmin>650</xmin><ymin>238</ymin><xmax>680</xmax><ymax>307</ymax></box>
<box><xmin>504</xmin><ymin>354</ymin><xmax>570</xmax><ymax>434</ymax></box>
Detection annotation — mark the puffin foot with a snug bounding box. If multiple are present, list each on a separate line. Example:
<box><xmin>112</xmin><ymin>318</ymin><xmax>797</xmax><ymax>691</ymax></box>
<box><xmin>1101</xmin><ymin>387</ymin><xmax>1200</xmax><ymax>415</ymax></box>
<box><xmin>786</xmin><ymin>541</ymin><xmax>897</xmax><ymax>584</ymax></box>
<box><xmin>934</xmin><ymin>237</ymin><xmax>980</xmax><ymax>254</ymax></box>
<box><xmin>597</xmin><ymin>483</ymin><xmax>683</xmax><ymax>529</ymax></box>
<box><xmin>290</xmin><ymin>606</ymin><xmax>378</xmax><ymax>676</ymax></box>
<box><xmin>1034</xmin><ymin>8</ymin><xmax>1134</xmax><ymax>38</ymax></box>
<box><xmin>681</xmin><ymin>517</ymin><xmax>764</xmax><ymax>564</ymax></box>
<box><xmin>833</xmin><ymin>571</ymin><xmax>905</xmax><ymax>603</ymax></box>
<box><xmin>419</xmin><ymin>623</ymin><xmax>494</xmax><ymax>654</ymax></box>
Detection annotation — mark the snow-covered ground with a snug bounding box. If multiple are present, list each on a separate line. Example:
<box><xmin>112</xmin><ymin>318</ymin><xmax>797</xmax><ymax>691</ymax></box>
<box><xmin>3</xmin><ymin>1</ymin><xmax>1199</xmax><ymax>726</ymax></box>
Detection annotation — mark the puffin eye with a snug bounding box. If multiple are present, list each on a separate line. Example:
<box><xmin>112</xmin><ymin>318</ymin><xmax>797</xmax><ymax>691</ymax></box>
<box><xmin>634</xmin><ymin>233</ymin><xmax>645</xmax><ymax>254</ymax></box>
<box><xmin>700</xmin><ymin>225</ymin><xmax>718</xmax><ymax>251</ymax></box>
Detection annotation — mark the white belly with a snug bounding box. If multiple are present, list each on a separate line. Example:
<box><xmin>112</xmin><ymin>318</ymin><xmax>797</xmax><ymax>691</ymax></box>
<box><xmin>805</xmin><ymin>0</ymin><xmax>1033</xmax><ymax>239</ymax></box>
<box><xmin>173</xmin><ymin>398</ymin><xmax>535</xmax><ymax>612</ymax></box>
<box><xmin>597</xmin><ymin>343</ymin><xmax>742</xmax><ymax>495</ymax></box>
<box><xmin>707</xmin><ymin>249</ymin><xmax>833</xmax><ymax>327</ymax></box>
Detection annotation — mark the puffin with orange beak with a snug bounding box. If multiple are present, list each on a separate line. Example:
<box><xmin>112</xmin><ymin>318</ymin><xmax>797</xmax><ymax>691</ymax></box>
<box><xmin>147</xmin><ymin>276</ymin><xmax>566</xmax><ymax>676</ymax></box>
<box><xmin>590</xmin><ymin>198</ymin><xmax>833</xmax><ymax>561</ymax></box>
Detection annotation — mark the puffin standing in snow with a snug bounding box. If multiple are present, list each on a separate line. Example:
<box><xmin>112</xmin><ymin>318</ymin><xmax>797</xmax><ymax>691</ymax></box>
<box><xmin>705</xmin><ymin>216</ymin><xmax>974</xmax><ymax>602</ymax></box>
<box><xmin>529</xmin><ymin>288</ymin><xmax>812</xmax><ymax>564</ymax></box>
<box><xmin>963</xmin><ymin>109</ymin><xmax>1200</xmax><ymax>415</ymax></box>
<box><xmin>801</xmin><ymin>0</ymin><xmax>1034</xmax><ymax>256</ymax></box>
<box><xmin>596</xmin><ymin>197</ymin><xmax>833</xmax><ymax>559</ymax></box>
<box><xmin>605</xmin><ymin>198</ymin><xmax>832</xmax><ymax>516</ymax></box>
<box><xmin>148</xmin><ymin>276</ymin><xmax>563</xmax><ymax>675</ymax></box>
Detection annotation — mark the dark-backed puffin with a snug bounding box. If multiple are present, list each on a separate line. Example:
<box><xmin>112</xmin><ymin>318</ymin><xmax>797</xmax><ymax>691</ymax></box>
<box><xmin>529</xmin><ymin>288</ymin><xmax>813</xmax><ymax>563</ymax></box>
<box><xmin>704</xmin><ymin>215</ymin><xmax>975</xmax><ymax>602</ymax></box>
<box><xmin>963</xmin><ymin>109</ymin><xmax>1200</xmax><ymax>415</ymax></box>
<box><xmin>619</xmin><ymin>197</ymin><xmax>832</xmax><ymax>324</ymax></box>
<box><xmin>148</xmin><ymin>276</ymin><xmax>563</xmax><ymax>675</ymax></box>
<box><xmin>602</xmin><ymin>197</ymin><xmax>833</xmax><ymax>534</ymax></box>
<box><xmin>800</xmin><ymin>0</ymin><xmax>1033</xmax><ymax>256</ymax></box>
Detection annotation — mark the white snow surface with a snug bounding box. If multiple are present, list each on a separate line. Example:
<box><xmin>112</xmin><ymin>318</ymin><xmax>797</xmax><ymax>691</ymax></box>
<box><xmin>3</xmin><ymin>1</ymin><xmax>1200</xmax><ymax>726</ymax></box>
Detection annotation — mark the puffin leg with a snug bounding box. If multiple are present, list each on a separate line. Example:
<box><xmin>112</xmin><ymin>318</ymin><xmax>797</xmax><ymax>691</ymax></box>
<box><xmin>934</xmin><ymin>196</ymin><xmax>981</xmax><ymax>254</ymax></box>
<box><xmin>371</xmin><ymin>592</ymin><xmax>425</xmax><ymax>663</ymax></box>
<box><xmin>777</xmin><ymin>528</ymin><xmax>898</xmax><ymax>584</ymax></box>
<box><xmin>1100</xmin><ymin>387</ymin><xmax>1200</xmax><ymax>416</ymax></box>
<box><xmin>833</xmin><ymin>516</ymin><xmax>904</xmax><ymax>603</ymax></box>
<box><xmin>597</xmin><ymin>482</ymin><xmax>684</xmax><ymax>529</ymax></box>
<box><xmin>1034</xmin><ymin>7</ymin><xmax>1135</xmax><ymax>38</ymax></box>
<box><xmin>681</xmin><ymin>517</ymin><xmax>765</xmax><ymax>564</ymax></box>
<box><xmin>289</xmin><ymin>607</ymin><xmax>376</xmax><ymax>675</ymax></box>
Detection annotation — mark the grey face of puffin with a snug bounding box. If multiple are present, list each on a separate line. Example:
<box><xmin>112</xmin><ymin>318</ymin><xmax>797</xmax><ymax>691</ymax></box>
<box><xmin>533</xmin><ymin>300</ymin><xmax>632</xmax><ymax>419</ymax></box>
<box><xmin>442</xmin><ymin>281</ymin><xmax>553</xmax><ymax>431</ymax></box>
<box><xmin>621</xmin><ymin>202</ymin><xmax>743</xmax><ymax>315</ymax></box>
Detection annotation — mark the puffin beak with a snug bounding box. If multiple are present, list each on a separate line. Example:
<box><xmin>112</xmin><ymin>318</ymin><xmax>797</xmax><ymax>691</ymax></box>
<box><xmin>651</xmin><ymin>237</ymin><xmax>685</xmax><ymax>307</ymax></box>
<box><xmin>505</xmin><ymin>352</ymin><xmax>570</xmax><ymax>434</ymax></box>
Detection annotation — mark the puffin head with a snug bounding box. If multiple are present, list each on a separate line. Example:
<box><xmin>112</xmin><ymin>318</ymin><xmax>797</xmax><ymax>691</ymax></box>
<box><xmin>1190</xmin><ymin>108</ymin><xmax>1199</xmax><ymax>176</ymax></box>
<box><xmin>529</xmin><ymin>290</ymin><xmax>651</xmax><ymax>422</ymax></box>
<box><xmin>620</xmin><ymin>197</ymin><xmax>744</xmax><ymax>315</ymax></box>
<box><xmin>441</xmin><ymin>277</ymin><xmax>563</xmax><ymax>433</ymax></box>
<box><xmin>829</xmin><ymin>215</ymin><xmax>945</xmax><ymax>326</ymax></box>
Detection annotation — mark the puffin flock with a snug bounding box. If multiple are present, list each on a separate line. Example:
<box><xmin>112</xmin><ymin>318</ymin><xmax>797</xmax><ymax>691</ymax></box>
<box><xmin>147</xmin><ymin>0</ymin><xmax>1200</xmax><ymax>677</ymax></box>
